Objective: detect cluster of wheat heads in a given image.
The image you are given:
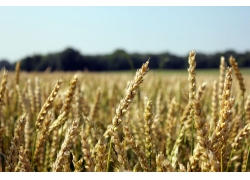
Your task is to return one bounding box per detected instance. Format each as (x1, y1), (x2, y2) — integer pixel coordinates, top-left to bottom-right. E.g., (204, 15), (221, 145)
(0, 51), (250, 172)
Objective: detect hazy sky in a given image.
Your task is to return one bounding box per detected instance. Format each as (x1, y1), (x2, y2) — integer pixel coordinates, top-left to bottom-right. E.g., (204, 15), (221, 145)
(1, 6), (250, 62)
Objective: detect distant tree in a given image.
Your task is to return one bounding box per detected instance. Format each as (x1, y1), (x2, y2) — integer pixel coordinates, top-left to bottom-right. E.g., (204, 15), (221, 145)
(195, 53), (209, 69)
(13, 47), (250, 72)
(60, 48), (83, 71)
(107, 49), (132, 70)
(20, 55), (42, 71)
(0, 59), (12, 70)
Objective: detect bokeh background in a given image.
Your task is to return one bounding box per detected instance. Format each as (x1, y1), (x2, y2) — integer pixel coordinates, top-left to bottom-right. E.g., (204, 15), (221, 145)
(1, 6), (250, 71)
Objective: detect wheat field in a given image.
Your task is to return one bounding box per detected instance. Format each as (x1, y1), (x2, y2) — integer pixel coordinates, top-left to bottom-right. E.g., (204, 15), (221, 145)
(0, 51), (250, 172)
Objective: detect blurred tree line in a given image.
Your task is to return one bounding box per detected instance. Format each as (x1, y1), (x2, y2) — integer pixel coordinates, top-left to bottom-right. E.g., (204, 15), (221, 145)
(1, 48), (250, 71)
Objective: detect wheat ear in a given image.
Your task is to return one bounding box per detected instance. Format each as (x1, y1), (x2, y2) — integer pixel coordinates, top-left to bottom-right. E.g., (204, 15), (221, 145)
(5, 113), (26, 172)
(49, 75), (78, 132)
(36, 79), (62, 131)
(52, 118), (80, 172)
(187, 50), (197, 155)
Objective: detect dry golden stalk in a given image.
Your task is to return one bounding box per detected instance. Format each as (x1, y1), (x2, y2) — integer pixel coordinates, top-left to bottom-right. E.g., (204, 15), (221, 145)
(89, 87), (101, 121)
(114, 166), (129, 172)
(165, 101), (177, 157)
(133, 161), (141, 172)
(60, 74), (78, 116)
(5, 113), (26, 172)
(27, 79), (35, 115)
(33, 113), (51, 170)
(94, 136), (107, 172)
(49, 111), (67, 133)
(81, 126), (95, 172)
(110, 146), (123, 172)
(3, 86), (11, 119)
(49, 75), (78, 132)
(52, 118), (80, 172)
(229, 56), (246, 97)
(227, 153), (240, 170)
(123, 125), (150, 172)
(49, 128), (60, 167)
(24, 112), (31, 157)
(228, 115), (242, 144)
(129, 111), (143, 148)
(188, 50), (197, 105)
(156, 152), (175, 172)
(151, 90), (164, 150)
(222, 146), (232, 171)
(83, 115), (102, 140)
(234, 158), (241, 172)
(105, 60), (149, 172)
(110, 130), (131, 171)
(189, 144), (202, 172)
(232, 123), (250, 150)
(18, 147), (33, 172)
(187, 50), (197, 155)
(16, 85), (26, 115)
(180, 103), (191, 126)
(194, 99), (210, 148)
(0, 70), (8, 127)
(165, 137), (172, 158)
(165, 98), (176, 131)
(34, 77), (41, 114)
(72, 151), (83, 172)
(155, 90), (164, 120)
(15, 61), (20, 86)
(211, 68), (234, 162)
(178, 162), (187, 172)
(162, 159), (175, 172)
(211, 80), (219, 132)
(36, 78), (62, 132)
(156, 152), (167, 172)
(193, 99), (211, 171)
(241, 147), (248, 172)
(63, 154), (71, 172)
(43, 142), (51, 172)
(5, 116), (13, 139)
(133, 108), (146, 148)
(208, 150), (220, 171)
(0, 70), (8, 104)
(85, 88), (101, 146)
(81, 87), (90, 117)
(196, 82), (207, 101)
(212, 97), (235, 163)
(187, 163), (191, 172)
(111, 60), (149, 130)
(170, 126), (185, 169)
(220, 68), (233, 108)
(219, 56), (226, 107)
(73, 83), (82, 120)
(245, 95), (250, 125)
(143, 99), (153, 167)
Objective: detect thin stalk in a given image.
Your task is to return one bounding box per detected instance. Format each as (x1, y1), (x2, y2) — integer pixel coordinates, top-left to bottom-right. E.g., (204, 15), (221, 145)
(106, 138), (112, 172)
(244, 146), (250, 172)
(242, 95), (245, 126)
(191, 116), (194, 156)
(226, 149), (235, 172)
(149, 154), (151, 169)
(31, 132), (38, 169)
(220, 147), (223, 172)
(59, 125), (64, 147)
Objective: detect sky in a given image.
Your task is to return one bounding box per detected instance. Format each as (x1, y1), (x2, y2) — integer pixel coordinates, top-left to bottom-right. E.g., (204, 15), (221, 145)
(1, 3), (250, 62)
